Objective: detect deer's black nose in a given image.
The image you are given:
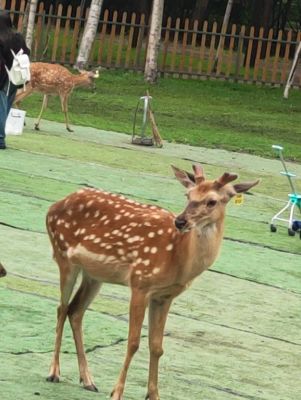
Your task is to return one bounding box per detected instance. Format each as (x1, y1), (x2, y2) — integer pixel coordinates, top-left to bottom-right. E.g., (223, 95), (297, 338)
(175, 217), (187, 231)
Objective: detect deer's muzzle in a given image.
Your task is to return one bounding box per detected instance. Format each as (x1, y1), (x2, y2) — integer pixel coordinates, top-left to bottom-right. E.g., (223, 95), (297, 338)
(175, 216), (188, 231)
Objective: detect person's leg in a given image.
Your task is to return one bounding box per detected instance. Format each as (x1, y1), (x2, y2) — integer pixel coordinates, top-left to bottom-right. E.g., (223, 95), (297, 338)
(7, 84), (17, 114)
(0, 89), (8, 149)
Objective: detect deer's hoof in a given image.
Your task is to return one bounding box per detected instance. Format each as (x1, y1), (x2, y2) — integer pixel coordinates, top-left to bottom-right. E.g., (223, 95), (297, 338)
(46, 374), (60, 383)
(67, 127), (74, 133)
(34, 125), (40, 131)
(84, 383), (98, 392)
(0, 263), (6, 277)
(145, 392), (160, 400)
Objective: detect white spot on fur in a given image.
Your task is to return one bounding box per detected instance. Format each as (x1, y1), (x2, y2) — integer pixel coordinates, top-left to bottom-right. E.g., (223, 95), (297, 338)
(157, 229), (164, 235)
(127, 236), (141, 243)
(166, 243), (173, 251)
(153, 267), (160, 274)
(148, 232), (155, 238)
(150, 247), (158, 254)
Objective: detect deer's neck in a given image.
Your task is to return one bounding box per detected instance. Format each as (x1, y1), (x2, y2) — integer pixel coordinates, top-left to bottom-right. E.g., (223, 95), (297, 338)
(72, 74), (89, 88)
(174, 219), (225, 284)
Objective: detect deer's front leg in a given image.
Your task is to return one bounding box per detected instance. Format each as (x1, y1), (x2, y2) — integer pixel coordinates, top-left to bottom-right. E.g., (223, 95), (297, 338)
(68, 276), (101, 391)
(146, 297), (172, 400)
(111, 288), (147, 400)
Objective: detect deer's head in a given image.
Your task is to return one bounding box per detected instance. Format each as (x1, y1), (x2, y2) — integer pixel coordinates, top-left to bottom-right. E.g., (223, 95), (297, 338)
(78, 68), (101, 91)
(172, 164), (259, 232)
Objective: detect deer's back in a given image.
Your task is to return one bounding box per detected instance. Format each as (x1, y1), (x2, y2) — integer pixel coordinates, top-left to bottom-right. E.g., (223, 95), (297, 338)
(47, 188), (178, 287)
(30, 62), (74, 95)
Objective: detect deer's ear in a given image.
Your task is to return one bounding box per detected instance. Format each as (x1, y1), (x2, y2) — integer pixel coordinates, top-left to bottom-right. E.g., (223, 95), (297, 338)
(233, 180), (260, 194)
(171, 165), (195, 188)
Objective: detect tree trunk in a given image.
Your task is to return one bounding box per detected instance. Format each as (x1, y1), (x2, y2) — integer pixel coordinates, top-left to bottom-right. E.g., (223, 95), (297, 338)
(25, 0), (38, 51)
(212, 0), (234, 72)
(248, 0), (274, 67)
(144, 0), (165, 83)
(192, 0), (209, 22)
(75, 0), (104, 70)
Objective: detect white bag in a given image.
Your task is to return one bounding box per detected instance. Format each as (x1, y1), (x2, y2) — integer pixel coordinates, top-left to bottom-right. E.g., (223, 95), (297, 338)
(5, 108), (26, 135)
(5, 49), (31, 87)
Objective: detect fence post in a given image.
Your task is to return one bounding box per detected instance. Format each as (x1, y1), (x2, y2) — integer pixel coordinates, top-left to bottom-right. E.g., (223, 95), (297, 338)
(234, 26), (245, 81)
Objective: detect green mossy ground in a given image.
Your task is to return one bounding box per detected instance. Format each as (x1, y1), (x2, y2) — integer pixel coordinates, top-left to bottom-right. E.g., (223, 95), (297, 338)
(0, 115), (300, 400)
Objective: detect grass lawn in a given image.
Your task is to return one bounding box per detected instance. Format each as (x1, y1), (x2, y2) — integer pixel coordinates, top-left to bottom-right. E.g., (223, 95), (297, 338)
(19, 69), (301, 161)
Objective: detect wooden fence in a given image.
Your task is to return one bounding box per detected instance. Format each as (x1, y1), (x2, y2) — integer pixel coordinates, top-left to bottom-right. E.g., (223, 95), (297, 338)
(1, 0), (301, 87)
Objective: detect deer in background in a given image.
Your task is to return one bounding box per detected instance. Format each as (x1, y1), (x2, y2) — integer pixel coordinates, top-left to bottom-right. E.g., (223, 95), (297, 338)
(46, 164), (259, 400)
(15, 62), (100, 132)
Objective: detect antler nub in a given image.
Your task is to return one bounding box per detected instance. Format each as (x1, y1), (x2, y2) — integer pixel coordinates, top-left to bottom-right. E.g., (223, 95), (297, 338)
(192, 164), (205, 184)
(215, 172), (238, 188)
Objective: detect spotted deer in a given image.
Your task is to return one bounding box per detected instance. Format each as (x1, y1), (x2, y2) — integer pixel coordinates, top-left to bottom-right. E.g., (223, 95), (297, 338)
(46, 164), (259, 400)
(14, 62), (99, 132)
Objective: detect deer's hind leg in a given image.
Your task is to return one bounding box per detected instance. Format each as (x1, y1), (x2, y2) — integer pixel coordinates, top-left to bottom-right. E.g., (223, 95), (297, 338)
(35, 94), (48, 130)
(67, 273), (102, 391)
(47, 256), (79, 383)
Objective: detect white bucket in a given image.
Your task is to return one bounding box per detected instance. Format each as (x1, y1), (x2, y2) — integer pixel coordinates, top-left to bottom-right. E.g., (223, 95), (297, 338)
(5, 108), (26, 135)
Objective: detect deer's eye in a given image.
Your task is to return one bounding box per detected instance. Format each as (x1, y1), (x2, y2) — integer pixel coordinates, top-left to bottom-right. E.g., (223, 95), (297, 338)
(207, 199), (217, 208)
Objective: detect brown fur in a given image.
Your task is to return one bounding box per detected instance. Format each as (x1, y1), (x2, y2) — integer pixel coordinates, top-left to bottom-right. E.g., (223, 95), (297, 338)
(15, 62), (99, 132)
(45, 164), (259, 399)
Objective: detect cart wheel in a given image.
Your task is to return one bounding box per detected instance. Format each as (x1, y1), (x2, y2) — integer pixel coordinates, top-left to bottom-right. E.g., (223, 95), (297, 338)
(270, 224), (277, 233)
(288, 228), (295, 236)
